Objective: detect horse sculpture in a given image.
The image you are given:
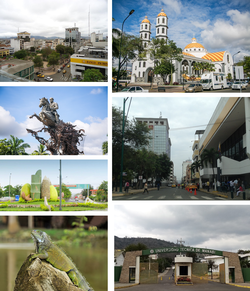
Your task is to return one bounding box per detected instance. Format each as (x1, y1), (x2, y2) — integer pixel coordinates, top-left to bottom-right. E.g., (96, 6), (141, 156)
(29, 97), (58, 127)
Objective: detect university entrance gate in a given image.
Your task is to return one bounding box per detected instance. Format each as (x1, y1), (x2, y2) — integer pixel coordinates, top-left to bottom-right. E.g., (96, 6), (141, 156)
(118, 247), (244, 285)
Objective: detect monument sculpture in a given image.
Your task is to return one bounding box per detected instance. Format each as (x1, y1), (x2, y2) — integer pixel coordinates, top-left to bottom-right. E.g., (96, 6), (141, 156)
(27, 97), (85, 155)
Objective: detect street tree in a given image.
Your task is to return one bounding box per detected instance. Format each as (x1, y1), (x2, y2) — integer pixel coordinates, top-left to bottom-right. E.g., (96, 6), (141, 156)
(55, 183), (72, 200)
(41, 47), (53, 60)
(191, 160), (202, 184)
(112, 106), (150, 190)
(14, 49), (29, 60)
(83, 69), (104, 82)
(154, 60), (175, 84)
(0, 138), (11, 155)
(33, 55), (43, 69)
(208, 260), (218, 279)
(155, 153), (172, 182)
(48, 51), (60, 68)
(56, 44), (65, 55)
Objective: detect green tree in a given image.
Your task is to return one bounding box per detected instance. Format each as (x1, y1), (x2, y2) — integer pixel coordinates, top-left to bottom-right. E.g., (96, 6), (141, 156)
(242, 56), (250, 77)
(31, 144), (49, 155)
(41, 47), (52, 60)
(3, 185), (16, 197)
(155, 153), (172, 182)
(151, 39), (183, 84)
(98, 181), (108, 194)
(0, 138), (11, 155)
(48, 51), (60, 68)
(7, 135), (30, 155)
(64, 46), (74, 55)
(14, 49), (29, 59)
(95, 189), (107, 202)
(191, 160), (202, 183)
(102, 141), (108, 155)
(83, 69), (104, 82)
(56, 44), (66, 55)
(112, 106), (150, 190)
(33, 55), (43, 69)
(125, 243), (148, 252)
(154, 60), (175, 83)
(56, 183), (72, 199)
(0, 187), (4, 198)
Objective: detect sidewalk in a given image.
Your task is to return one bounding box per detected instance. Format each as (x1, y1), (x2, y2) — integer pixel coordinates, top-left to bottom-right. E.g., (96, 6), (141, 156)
(112, 187), (163, 197)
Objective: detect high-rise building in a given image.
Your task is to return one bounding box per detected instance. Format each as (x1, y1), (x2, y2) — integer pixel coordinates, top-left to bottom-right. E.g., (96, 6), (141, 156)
(65, 27), (81, 44)
(136, 116), (171, 158)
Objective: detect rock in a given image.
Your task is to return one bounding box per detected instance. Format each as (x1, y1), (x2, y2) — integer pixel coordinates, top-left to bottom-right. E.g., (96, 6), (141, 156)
(14, 254), (82, 291)
(41, 176), (51, 199)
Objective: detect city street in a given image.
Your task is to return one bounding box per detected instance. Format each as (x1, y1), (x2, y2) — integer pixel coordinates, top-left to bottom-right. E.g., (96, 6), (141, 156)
(34, 65), (72, 82)
(113, 187), (228, 200)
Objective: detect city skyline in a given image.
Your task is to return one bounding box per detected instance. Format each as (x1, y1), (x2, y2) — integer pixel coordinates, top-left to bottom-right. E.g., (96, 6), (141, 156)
(112, 96), (221, 182)
(0, 86), (108, 155)
(113, 0), (250, 62)
(0, 0), (108, 38)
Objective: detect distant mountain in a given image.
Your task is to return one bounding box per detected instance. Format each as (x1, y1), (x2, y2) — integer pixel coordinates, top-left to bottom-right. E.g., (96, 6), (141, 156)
(115, 236), (178, 250)
(30, 36), (64, 40)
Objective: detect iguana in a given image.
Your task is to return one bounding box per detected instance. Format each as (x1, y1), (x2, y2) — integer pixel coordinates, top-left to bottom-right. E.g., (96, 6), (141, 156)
(30, 230), (93, 291)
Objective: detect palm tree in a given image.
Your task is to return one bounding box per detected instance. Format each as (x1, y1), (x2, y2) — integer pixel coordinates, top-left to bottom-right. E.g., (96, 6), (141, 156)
(7, 135), (30, 155)
(31, 144), (49, 155)
(208, 260), (218, 279)
(201, 148), (220, 190)
(191, 160), (202, 184)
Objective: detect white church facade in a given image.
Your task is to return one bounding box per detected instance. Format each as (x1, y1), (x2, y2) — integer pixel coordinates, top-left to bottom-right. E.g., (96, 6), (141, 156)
(131, 9), (234, 85)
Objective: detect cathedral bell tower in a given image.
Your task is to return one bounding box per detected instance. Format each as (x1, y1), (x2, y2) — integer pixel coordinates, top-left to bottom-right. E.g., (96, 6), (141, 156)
(156, 9), (168, 41)
(140, 16), (151, 48)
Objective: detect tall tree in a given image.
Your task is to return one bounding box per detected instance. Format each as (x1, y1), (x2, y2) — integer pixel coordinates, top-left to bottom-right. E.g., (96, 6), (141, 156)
(7, 135), (30, 155)
(201, 148), (220, 189)
(31, 144), (49, 155)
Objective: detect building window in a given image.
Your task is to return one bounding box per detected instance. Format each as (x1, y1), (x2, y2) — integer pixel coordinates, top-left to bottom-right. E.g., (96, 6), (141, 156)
(158, 18), (160, 24)
(139, 62), (141, 67)
(162, 28), (164, 33)
(143, 62), (146, 67)
(145, 24), (147, 29)
(157, 28), (159, 34)
(141, 25), (143, 29)
(135, 66), (137, 70)
(138, 71), (140, 77)
(162, 18), (165, 23)
(145, 33), (147, 38)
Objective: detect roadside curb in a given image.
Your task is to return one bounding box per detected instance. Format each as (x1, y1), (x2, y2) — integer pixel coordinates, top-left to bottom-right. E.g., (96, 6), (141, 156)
(115, 283), (139, 289)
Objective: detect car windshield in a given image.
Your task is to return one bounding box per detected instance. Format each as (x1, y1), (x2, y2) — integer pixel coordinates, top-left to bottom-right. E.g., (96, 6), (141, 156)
(200, 79), (209, 83)
(188, 84), (195, 87)
(121, 88), (130, 91)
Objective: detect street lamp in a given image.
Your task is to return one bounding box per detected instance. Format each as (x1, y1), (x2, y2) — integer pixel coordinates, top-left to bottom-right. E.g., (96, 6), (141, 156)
(119, 97), (129, 192)
(116, 9), (135, 92)
(9, 173), (11, 199)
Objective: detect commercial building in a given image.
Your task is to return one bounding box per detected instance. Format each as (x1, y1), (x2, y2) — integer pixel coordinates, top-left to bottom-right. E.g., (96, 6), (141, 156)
(182, 159), (192, 183)
(135, 116), (171, 158)
(70, 47), (108, 79)
(192, 97), (250, 188)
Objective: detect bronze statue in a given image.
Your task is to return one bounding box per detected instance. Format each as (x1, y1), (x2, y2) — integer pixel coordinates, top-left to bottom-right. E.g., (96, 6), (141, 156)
(27, 98), (85, 155)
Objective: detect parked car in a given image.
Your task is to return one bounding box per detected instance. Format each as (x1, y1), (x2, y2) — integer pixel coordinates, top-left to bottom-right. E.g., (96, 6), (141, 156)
(62, 70), (66, 74)
(227, 81), (232, 88)
(45, 77), (53, 82)
(37, 73), (44, 78)
(232, 81), (247, 90)
(67, 64), (70, 68)
(121, 86), (149, 93)
(185, 83), (203, 93)
(57, 69), (61, 73)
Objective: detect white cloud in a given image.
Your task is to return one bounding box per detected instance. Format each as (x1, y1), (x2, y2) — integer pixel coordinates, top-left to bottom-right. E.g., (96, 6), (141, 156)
(201, 10), (250, 52)
(73, 117), (108, 155)
(90, 88), (103, 94)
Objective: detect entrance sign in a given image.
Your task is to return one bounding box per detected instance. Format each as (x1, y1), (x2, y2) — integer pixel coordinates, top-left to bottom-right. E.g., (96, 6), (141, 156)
(142, 247), (223, 256)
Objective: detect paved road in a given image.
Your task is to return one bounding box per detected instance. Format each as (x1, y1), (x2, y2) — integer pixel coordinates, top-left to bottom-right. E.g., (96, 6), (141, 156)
(116, 270), (250, 290)
(34, 66), (72, 82)
(113, 187), (227, 200)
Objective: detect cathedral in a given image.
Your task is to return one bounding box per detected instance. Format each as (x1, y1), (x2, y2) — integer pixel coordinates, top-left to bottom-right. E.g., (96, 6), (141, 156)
(131, 9), (234, 84)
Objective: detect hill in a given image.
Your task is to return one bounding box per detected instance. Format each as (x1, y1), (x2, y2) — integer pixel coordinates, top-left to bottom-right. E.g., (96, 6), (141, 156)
(115, 236), (178, 250)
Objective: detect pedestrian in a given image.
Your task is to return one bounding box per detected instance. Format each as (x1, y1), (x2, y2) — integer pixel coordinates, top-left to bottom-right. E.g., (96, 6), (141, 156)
(206, 181), (210, 192)
(124, 181), (129, 193)
(236, 184), (243, 197)
(230, 179), (234, 193)
(234, 178), (238, 192)
(143, 182), (148, 194)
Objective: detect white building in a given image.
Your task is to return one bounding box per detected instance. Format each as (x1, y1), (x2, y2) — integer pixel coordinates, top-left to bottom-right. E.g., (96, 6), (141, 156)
(131, 10), (234, 85)
(10, 39), (21, 53)
(194, 97), (250, 188)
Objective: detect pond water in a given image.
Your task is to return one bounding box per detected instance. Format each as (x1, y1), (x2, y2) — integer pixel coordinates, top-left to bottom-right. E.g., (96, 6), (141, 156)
(0, 238), (107, 291)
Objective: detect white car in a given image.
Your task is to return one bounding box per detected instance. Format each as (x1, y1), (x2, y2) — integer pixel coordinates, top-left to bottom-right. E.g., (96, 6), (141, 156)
(121, 86), (149, 93)
(45, 76), (53, 82)
(232, 81), (247, 90)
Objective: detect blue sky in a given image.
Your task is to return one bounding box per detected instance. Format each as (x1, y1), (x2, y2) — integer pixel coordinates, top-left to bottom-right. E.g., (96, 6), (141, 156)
(112, 0), (250, 61)
(0, 159), (107, 190)
(0, 86), (108, 155)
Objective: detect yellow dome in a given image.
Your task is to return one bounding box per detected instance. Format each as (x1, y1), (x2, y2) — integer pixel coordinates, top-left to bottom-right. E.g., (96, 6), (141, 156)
(158, 9), (167, 17)
(142, 16), (150, 23)
(184, 38), (204, 49)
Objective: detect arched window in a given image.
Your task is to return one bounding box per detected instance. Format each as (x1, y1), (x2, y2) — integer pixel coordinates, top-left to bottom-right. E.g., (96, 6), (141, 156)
(138, 71), (140, 77)
(162, 28), (164, 33)
(141, 25), (143, 30)
(158, 18), (160, 24)
(143, 62), (146, 67)
(145, 24), (147, 29)
(145, 33), (147, 38)
(162, 18), (165, 23)
(157, 28), (159, 34)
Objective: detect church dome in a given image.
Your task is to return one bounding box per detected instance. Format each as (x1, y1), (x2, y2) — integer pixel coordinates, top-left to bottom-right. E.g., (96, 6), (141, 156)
(184, 37), (204, 49)
(141, 16), (150, 23)
(157, 9), (167, 17)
